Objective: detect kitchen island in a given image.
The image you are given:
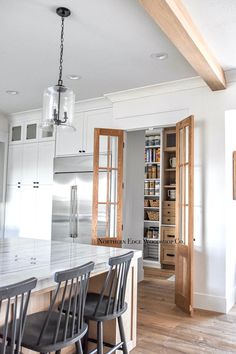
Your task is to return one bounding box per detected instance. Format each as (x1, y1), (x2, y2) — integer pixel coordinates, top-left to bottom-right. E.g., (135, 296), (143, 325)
(0, 238), (142, 353)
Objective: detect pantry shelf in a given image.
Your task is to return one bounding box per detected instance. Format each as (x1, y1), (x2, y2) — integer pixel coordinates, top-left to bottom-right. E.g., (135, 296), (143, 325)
(145, 145), (160, 149)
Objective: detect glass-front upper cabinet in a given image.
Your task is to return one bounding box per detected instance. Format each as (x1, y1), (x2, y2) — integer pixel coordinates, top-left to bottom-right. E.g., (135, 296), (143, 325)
(10, 121), (55, 144)
(25, 123), (37, 142)
(10, 125), (22, 144)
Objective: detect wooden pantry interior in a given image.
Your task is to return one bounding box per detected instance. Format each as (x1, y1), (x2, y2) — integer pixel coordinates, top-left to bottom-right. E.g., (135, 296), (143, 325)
(124, 126), (177, 271)
(144, 127), (176, 269)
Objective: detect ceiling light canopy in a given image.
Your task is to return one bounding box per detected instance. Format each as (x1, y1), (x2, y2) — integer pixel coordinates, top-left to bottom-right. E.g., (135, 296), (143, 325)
(150, 52), (168, 60)
(41, 7), (75, 132)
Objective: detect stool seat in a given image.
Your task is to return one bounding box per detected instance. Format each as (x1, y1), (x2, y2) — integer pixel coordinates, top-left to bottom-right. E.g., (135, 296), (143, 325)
(85, 293), (128, 321)
(21, 311), (87, 353)
(61, 293), (128, 322)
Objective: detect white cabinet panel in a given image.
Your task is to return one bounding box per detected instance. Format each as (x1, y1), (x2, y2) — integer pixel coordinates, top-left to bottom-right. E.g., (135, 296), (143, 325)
(20, 185), (37, 238)
(22, 143), (38, 184)
(55, 113), (84, 156)
(84, 110), (112, 154)
(35, 185), (52, 240)
(7, 145), (23, 185)
(38, 142), (55, 184)
(4, 186), (22, 238)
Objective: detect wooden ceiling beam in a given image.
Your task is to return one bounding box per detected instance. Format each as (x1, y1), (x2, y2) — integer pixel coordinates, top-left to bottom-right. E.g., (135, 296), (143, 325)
(139, 0), (226, 91)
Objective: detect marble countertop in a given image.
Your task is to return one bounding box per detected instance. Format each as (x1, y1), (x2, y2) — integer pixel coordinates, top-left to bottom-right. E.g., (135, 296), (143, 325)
(0, 238), (142, 291)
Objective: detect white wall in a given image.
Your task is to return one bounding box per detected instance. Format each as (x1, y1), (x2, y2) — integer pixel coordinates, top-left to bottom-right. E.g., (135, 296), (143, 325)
(225, 111), (236, 312)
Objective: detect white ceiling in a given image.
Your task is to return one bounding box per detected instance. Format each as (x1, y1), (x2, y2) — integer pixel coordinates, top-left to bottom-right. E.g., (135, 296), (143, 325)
(183, 0), (236, 70)
(2, 0), (235, 115)
(0, 0), (198, 114)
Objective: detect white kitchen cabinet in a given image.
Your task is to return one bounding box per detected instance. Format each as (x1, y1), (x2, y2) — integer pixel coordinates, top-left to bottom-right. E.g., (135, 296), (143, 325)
(4, 185), (22, 238)
(55, 109), (112, 156)
(55, 113), (85, 156)
(35, 185), (52, 240)
(7, 145), (23, 185)
(5, 184), (52, 240)
(22, 143), (38, 184)
(20, 185), (37, 238)
(84, 109), (113, 154)
(37, 142), (55, 184)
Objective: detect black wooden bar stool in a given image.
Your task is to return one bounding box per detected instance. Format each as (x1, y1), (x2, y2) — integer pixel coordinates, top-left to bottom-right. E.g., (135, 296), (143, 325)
(0, 277), (37, 354)
(84, 251), (134, 354)
(20, 261), (94, 354)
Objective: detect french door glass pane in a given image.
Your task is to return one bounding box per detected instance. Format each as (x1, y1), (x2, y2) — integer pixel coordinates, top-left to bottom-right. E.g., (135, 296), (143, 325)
(185, 126), (189, 163)
(98, 171), (107, 203)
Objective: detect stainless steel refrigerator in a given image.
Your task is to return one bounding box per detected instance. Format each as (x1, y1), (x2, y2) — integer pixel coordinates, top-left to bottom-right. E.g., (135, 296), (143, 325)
(52, 154), (106, 244)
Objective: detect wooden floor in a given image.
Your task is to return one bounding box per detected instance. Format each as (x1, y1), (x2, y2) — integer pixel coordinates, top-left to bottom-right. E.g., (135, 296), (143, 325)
(132, 267), (236, 354)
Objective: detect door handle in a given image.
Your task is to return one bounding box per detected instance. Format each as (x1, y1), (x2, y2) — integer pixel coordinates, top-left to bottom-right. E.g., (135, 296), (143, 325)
(69, 185), (78, 239)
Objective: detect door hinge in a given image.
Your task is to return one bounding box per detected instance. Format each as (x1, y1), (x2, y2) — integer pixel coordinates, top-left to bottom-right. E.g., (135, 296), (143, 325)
(122, 224), (123, 231)
(122, 182), (124, 189)
(123, 142), (125, 148)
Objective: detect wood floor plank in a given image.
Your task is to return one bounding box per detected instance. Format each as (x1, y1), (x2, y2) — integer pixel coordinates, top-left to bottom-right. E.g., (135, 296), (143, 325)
(131, 267), (236, 354)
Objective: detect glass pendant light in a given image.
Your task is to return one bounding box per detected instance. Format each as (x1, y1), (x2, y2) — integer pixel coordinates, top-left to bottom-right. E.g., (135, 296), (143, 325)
(42, 7), (75, 132)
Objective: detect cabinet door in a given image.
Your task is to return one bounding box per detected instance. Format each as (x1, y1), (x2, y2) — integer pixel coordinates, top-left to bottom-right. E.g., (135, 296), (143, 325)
(9, 124), (23, 144)
(7, 145), (23, 185)
(55, 113), (84, 156)
(4, 185), (22, 238)
(20, 185), (37, 238)
(84, 110), (112, 154)
(38, 142), (55, 184)
(24, 122), (38, 143)
(35, 185), (52, 240)
(22, 143), (38, 184)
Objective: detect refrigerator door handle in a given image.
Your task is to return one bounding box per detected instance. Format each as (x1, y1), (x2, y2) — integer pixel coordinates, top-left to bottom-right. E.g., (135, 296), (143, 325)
(69, 185), (78, 238)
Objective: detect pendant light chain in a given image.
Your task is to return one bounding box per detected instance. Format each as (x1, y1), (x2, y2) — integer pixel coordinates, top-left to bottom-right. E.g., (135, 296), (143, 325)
(58, 17), (65, 86)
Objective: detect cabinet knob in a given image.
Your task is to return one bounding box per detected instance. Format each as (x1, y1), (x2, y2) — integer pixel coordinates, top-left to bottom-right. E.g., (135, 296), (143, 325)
(79, 150), (82, 153)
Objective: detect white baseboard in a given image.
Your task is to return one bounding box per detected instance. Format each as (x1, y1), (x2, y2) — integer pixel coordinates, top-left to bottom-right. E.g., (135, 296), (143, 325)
(194, 292), (228, 313)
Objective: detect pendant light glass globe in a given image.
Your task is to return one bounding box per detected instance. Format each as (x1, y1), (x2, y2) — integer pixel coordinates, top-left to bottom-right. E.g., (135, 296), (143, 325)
(42, 84), (75, 131)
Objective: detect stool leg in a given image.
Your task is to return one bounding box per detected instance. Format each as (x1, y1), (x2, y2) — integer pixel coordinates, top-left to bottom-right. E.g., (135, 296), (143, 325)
(118, 316), (128, 354)
(83, 320), (89, 354)
(97, 321), (103, 354)
(75, 339), (83, 354)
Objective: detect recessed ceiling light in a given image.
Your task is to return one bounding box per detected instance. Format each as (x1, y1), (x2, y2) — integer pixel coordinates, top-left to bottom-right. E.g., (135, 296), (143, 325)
(67, 74), (82, 80)
(150, 53), (168, 60)
(6, 90), (19, 95)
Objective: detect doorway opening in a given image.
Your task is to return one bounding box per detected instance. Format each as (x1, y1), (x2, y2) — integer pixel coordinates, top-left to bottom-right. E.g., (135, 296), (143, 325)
(124, 116), (194, 314)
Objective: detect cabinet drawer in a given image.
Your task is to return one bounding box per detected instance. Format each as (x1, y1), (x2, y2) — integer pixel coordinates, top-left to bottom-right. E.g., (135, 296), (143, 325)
(162, 216), (175, 225)
(163, 201), (175, 209)
(161, 246), (175, 265)
(163, 208), (175, 217)
(162, 227), (176, 243)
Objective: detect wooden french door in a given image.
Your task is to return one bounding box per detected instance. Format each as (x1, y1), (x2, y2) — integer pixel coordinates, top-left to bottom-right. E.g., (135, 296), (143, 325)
(92, 128), (124, 247)
(175, 115), (194, 314)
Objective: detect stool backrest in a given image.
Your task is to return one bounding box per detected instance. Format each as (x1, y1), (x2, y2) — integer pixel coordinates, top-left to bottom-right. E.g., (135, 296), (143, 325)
(37, 261), (94, 346)
(94, 251), (134, 317)
(0, 277), (37, 354)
